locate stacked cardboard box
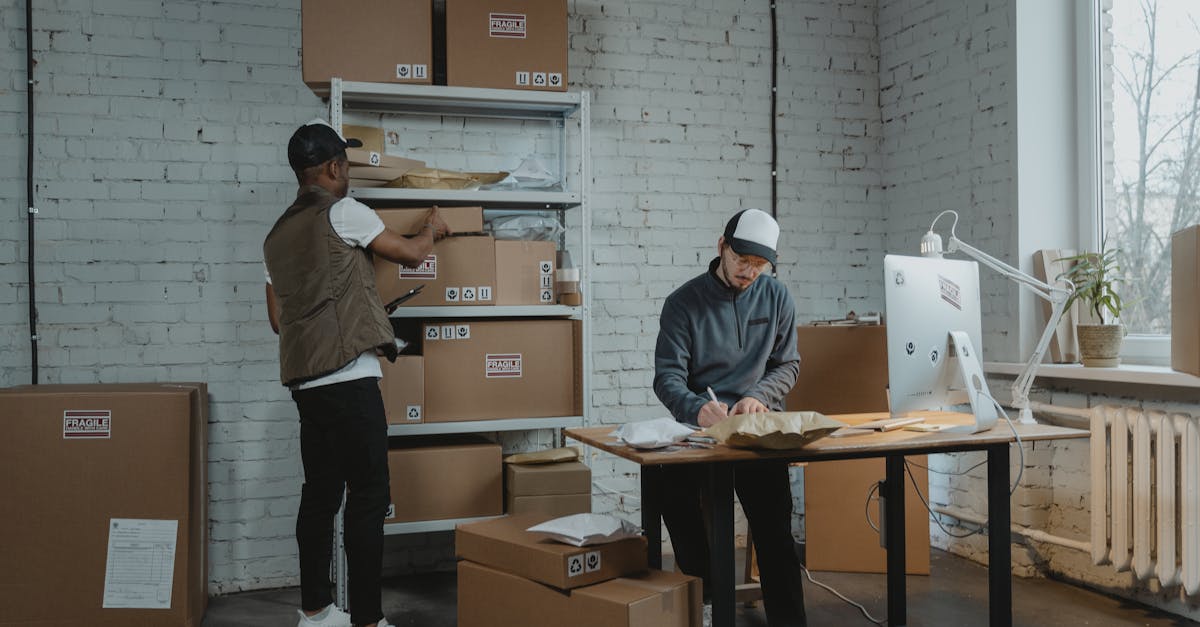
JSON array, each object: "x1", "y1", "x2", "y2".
[
  {"x1": 374, "y1": 207, "x2": 492, "y2": 308},
  {"x1": 379, "y1": 355, "x2": 424, "y2": 424},
  {"x1": 446, "y1": 0, "x2": 568, "y2": 92},
  {"x1": 0, "y1": 383, "x2": 208, "y2": 626},
  {"x1": 301, "y1": 0, "x2": 433, "y2": 89},
  {"x1": 505, "y1": 460, "x2": 591, "y2": 516},
  {"x1": 495, "y1": 239, "x2": 556, "y2": 305},
  {"x1": 385, "y1": 436, "x2": 502, "y2": 523},
  {"x1": 1173, "y1": 225, "x2": 1200, "y2": 377},
  {"x1": 456, "y1": 514, "x2": 699, "y2": 627}
]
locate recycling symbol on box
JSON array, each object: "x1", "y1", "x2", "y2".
[{"x1": 567, "y1": 555, "x2": 584, "y2": 577}]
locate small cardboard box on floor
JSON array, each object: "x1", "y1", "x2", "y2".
[
  {"x1": 446, "y1": 0, "x2": 568, "y2": 91},
  {"x1": 1173, "y1": 225, "x2": 1200, "y2": 377},
  {"x1": 302, "y1": 0, "x2": 432, "y2": 89},
  {"x1": 457, "y1": 560, "x2": 700, "y2": 627},
  {"x1": 379, "y1": 355, "x2": 424, "y2": 424},
  {"x1": 0, "y1": 383, "x2": 208, "y2": 626},
  {"x1": 505, "y1": 460, "x2": 591, "y2": 515},
  {"x1": 385, "y1": 436, "x2": 501, "y2": 523},
  {"x1": 422, "y1": 319, "x2": 581, "y2": 421}
]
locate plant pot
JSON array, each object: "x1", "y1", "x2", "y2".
[{"x1": 1076, "y1": 324, "x2": 1124, "y2": 367}]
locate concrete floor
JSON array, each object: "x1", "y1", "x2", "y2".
[{"x1": 203, "y1": 549, "x2": 1189, "y2": 626}]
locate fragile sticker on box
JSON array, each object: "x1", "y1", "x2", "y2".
[
  {"x1": 486, "y1": 353, "x2": 522, "y2": 378},
  {"x1": 400, "y1": 256, "x2": 437, "y2": 279},
  {"x1": 63, "y1": 410, "x2": 112, "y2": 439}
]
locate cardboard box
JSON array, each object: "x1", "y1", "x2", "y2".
[
  {"x1": 346, "y1": 149, "x2": 425, "y2": 174},
  {"x1": 342, "y1": 125, "x2": 385, "y2": 154},
  {"x1": 1173, "y1": 225, "x2": 1200, "y2": 377},
  {"x1": 446, "y1": 0, "x2": 568, "y2": 91},
  {"x1": 376, "y1": 206, "x2": 484, "y2": 236},
  {"x1": 422, "y1": 319, "x2": 580, "y2": 421},
  {"x1": 380, "y1": 355, "x2": 424, "y2": 424},
  {"x1": 455, "y1": 513, "x2": 648, "y2": 590},
  {"x1": 785, "y1": 325, "x2": 930, "y2": 574},
  {"x1": 495, "y1": 239, "x2": 557, "y2": 305},
  {"x1": 374, "y1": 235, "x2": 496, "y2": 308},
  {"x1": 385, "y1": 436, "x2": 502, "y2": 523},
  {"x1": 302, "y1": 0, "x2": 432, "y2": 89},
  {"x1": 507, "y1": 493, "x2": 591, "y2": 517},
  {"x1": 0, "y1": 383, "x2": 208, "y2": 626},
  {"x1": 506, "y1": 460, "x2": 590, "y2": 496},
  {"x1": 457, "y1": 560, "x2": 699, "y2": 627}
]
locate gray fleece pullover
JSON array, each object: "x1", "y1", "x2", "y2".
[{"x1": 653, "y1": 258, "x2": 801, "y2": 426}]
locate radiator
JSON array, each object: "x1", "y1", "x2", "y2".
[{"x1": 1090, "y1": 405, "x2": 1200, "y2": 594}]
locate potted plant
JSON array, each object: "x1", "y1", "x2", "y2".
[{"x1": 1057, "y1": 246, "x2": 1129, "y2": 367}]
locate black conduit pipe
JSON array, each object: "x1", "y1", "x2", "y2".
[
  {"x1": 26, "y1": 0, "x2": 38, "y2": 384},
  {"x1": 769, "y1": 1, "x2": 779, "y2": 276}
]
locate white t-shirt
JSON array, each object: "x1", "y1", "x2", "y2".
[{"x1": 265, "y1": 196, "x2": 388, "y2": 390}]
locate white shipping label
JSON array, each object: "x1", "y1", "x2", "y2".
[
  {"x1": 549, "y1": 73, "x2": 562, "y2": 88},
  {"x1": 584, "y1": 551, "x2": 602, "y2": 573},
  {"x1": 413, "y1": 64, "x2": 428, "y2": 80},
  {"x1": 445, "y1": 287, "x2": 460, "y2": 302},
  {"x1": 396, "y1": 64, "x2": 412, "y2": 79},
  {"x1": 399, "y1": 255, "x2": 436, "y2": 279},
  {"x1": 462, "y1": 286, "x2": 477, "y2": 302},
  {"x1": 102, "y1": 518, "x2": 179, "y2": 609},
  {"x1": 485, "y1": 353, "x2": 522, "y2": 378},
  {"x1": 566, "y1": 554, "x2": 585, "y2": 577},
  {"x1": 533, "y1": 72, "x2": 547, "y2": 87},
  {"x1": 539, "y1": 261, "x2": 554, "y2": 275},
  {"x1": 455, "y1": 324, "x2": 471, "y2": 340},
  {"x1": 441, "y1": 325, "x2": 455, "y2": 340},
  {"x1": 489, "y1": 12, "x2": 527, "y2": 38},
  {"x1": 478, "y1": 286, "x2": 493, "y2": 301},
  {"x1": 515, "y1": 71, "x2": 530, "y2": 86},
  {"x1": 63, "y1": 409, "x2": 111, "y2": 439},
  {"x1": 405, "y1": 405, "x2": 422, "y2": 422},
  {"x1": 425, "y1": 325, "x2": 440, "y2": 341}
]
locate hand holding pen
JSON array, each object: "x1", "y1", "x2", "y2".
[{"x1": 697, "y1": 386, "x2": 729, "y2": 428}]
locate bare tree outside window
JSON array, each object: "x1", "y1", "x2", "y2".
[{"x1": 1103, "y1": 0, "x2": 1200, "y2": 335}]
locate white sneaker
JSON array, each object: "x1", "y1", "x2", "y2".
[
  {"x1": 702, "y1": 602, "x2": 712, "y2": 627},
  {"x1": 375, "y1": 619, "x2": 394, "y2": 627},
  {"x1": 296, "y1": 604, "x2": 352, "y2": 627}
]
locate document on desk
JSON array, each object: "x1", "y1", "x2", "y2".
[{"x1": 102, "y1": 518, "x2": 179, "y2": 609}]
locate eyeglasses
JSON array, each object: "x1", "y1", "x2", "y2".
[{"x1": 725, "y1": 248, "x2": 770, "y2": 270}]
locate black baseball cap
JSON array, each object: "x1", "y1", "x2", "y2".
[
  {"x1": 287, "y1": 119, "x2": 362, "y2": 170},
  {"x1": 723, "y1": 208, "x2": 780, "y2": 268}
]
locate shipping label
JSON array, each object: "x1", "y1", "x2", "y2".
[
  {"x1": 485, "y1": 353, "x2": 523, "y2": 378},
  {"x1": 63, "y1": 409, "x2": 112, "y2": 439},
  {"x1": 399, "y1": 255, "x2": 436, "y2": 279},
  {"x1": 489, "y1": 12, "x2": 527, "y2": 38}
]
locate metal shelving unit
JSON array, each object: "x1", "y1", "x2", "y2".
[{"x1": 326, "y1": 79, "x2": 591, "y2": 609}]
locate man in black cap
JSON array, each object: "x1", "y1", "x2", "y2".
[
  {"x1": 653, "y1": 208, "x2": 807, "y2": 626},
  {"x1": 264, "y1": 119, "x2": 449, "y2": 627}
]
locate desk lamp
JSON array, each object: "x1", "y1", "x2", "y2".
[{"x1": 918, "y1": 210, "x2": 1074, "y2": 425}]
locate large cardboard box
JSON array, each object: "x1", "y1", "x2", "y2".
[
  {"x1": 422, "y1": 319, "x2": 580, "y2": 421},
  {"x1": 506, "y1": 460, "x2": 590, "y2": 496},
  {"x1": 385, "y1": 436, "x2": 502, "y2": 523},
  {"x1": 495, "y1": 239, "x2": 557, "y2": 305},
  {"x1": 507, "y1": 493, "x2": 591, "y2": 517},
  {"x1": 380, "y1": 355, "x2": 424, "y2": 424},
  {"x1": 457, "y1": 560, "x2": 699, "y2": 627},
  {"x1": 0, "y1": 383, "x2": 208, "y2": 626},
  {"x1": 302, "y1": 0, "x2": 433, "y2": 89},
  {"x1": 374, "y1": 235, "x2": 496, "y2": 307},
  {"x1": 446, "y1": 0, "x2": 568, "y2": 91},
  {"x1": 787, "y1": 325, "x2": 930, "y2": 575},
  {"x1": 1173, "y1": 225, "x2": 1200, "y2": 377},
  {"x1": 455, "y1": 513, "x2": 647, "y2": 590}
]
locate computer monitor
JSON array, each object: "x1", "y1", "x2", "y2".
[{"x1": 883, "y1": 254, "x2": 998, "y2": 434}]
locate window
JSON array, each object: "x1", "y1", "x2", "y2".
[{"x1": 1095, "y1": 0, "x2": 1200, "y2": 362}]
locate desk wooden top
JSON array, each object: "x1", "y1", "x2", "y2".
[{"x1": 565, "y1": 411, "x2": 1089, "y2": 466}]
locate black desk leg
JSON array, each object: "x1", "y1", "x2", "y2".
[
  {"x1": 988, "y1": 443, "x2": 1012, "y2": 626},
  {"x1": 708, "y1": 463, "x2": 736, "y2": 627},
  {"x1": 642, "y1": 465, "x2": 663, "y2": 570},
  {"x1": 885, "y1": 454, "x2": 907, "y2": 627}
]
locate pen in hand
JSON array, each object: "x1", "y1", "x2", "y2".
[{"x1": 706, "y1": 386, "x2": 719, "y2": 405}]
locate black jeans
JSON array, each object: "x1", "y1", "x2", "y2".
[
  {"x1": 292, "y1": 377, "x2": 390, "y2": 626},
  {"x1": 660, "y1": 462, "x2": 807, "y2": 627}
]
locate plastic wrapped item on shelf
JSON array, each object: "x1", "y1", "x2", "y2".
[
  {"x1": 488, "y1": 214, "x2": 565, "y2": 241},
  {"x1": 480, "y1": 154, "x2": 561, "y2": 191}
]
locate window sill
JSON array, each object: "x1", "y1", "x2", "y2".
[{"x1": 984, "y1": 362, "x2": 1200, "y2": 389}]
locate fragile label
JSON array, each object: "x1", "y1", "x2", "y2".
[
  {"x1": 445, "y1": 287, "x2": 461, "y2": 302},
  {"x1": 548, "y1": 73, "x2": 562, "y2": 88},
  {"x1": 489, "y1": 12, "x2": 527, "y2": 38},
  {"x1": 64, "y1": 410, "x2": 111, "y2": 439},
  {"x1": 455, "y1": 324, "x2": 471, "y2": 340},
  {"x1": 399, "y1": 255, "x2": 436, "y2": 279},
  {"x1": 938, "y1": 274, "x2": 962, "y2": 310},
  {"x1": 485, "y1": 353, "x2": 523, "y2": 378}
]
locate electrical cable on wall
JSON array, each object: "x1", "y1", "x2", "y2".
[
  {"x1": 769, "y1": 1, "x2": 778, "y2": 276},
  {"x1": 25, "y1": 0, "x2": 38, "y2": 384}
]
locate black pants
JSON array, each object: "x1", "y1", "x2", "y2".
[
  {"x1": 292, "y1": 377, "x2": 390, "y2": 626},
  {"x1": 660, "y1": 463, "x2": 807, "y2": 627}
]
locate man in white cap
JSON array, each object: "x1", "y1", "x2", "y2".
[
  {"x1": 653, "y1": 208, "x2": 806, "y2": 626},
  {"x1": 264, "y1": 119, "x2": 449, "y2": 627}
]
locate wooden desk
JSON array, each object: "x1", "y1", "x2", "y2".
[{"x1": 566, "y1": 412, "x2": 1088, "y2": 627}]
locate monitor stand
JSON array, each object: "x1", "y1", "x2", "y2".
[{"x1": 941, "y1": 331, "x2": 998, "y2": 434}]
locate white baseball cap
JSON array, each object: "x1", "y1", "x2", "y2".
[{"x1": 723, "y1": 208, "x2": 779, "y2": 268}]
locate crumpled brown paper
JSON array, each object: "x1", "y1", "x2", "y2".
[
  {"x1": 503, "y1": 446, "x2": 581, "y2": 465},
  {"x1": 703, "y1": 411, "x2": 846, "y2": 450}
]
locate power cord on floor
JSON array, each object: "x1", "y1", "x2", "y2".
[{"x1": 798, "y1": 561, "x2": 887, "y2": 624}]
